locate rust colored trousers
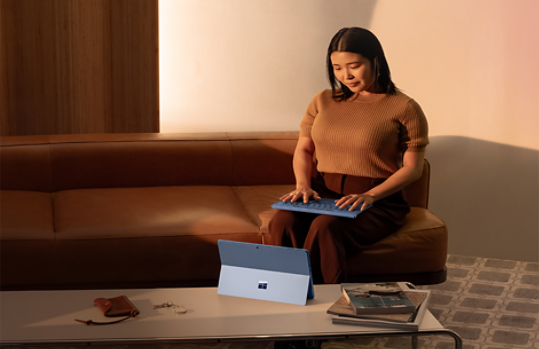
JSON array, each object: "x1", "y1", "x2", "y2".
[{"x1": 267, "y1": 173, "x2": 410, "y2": 284}]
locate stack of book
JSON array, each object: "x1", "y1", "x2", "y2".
[{"x1": 327, "y1": 282, "x2": 431, "y2": 331}]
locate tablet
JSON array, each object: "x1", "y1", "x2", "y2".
[{"x1": 217, "y1": 240, "x2": 315, "y2": 306}]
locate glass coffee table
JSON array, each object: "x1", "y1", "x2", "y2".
[{"x1": 0, "y1": 284, "x2": 462, "y2": 348}]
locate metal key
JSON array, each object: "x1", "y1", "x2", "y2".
[
  {"x1": 153, "y1": 300, "x2": 174, "y2": 309},
  {"x1": 153, "y1": 300, "x2": 187, "y2": 314}
]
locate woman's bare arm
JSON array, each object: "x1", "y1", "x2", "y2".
[
  {"x1": 281, "y1": 136, "x2": 321, "y2": 203},
  {"x1": 336, "y1": 148, "x2": 426, "y2": 211}
]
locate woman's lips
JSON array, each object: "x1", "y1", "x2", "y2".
[{"x1": 348, "y1": 82, "x2": 359, "y2": 87}]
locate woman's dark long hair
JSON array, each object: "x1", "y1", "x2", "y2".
[{"x1": 327, "y1": 27, "x2": 397, "y2": 101}]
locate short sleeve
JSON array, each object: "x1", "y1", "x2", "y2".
[
  {"x1": 299, "y1": 91, "x2": 323, "y2": 138},
  {"x1": 399, "y1": 99, "x2": 429, "y2": 152}
]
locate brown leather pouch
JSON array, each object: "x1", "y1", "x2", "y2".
[{"x1": 75, "y1": 295, "x2": 140, "y2": 325}]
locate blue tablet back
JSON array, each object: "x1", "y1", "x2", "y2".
[{"x1": 217, "y1": 240, "x2": 315, "y2": 305}]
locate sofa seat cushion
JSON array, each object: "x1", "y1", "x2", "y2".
[
  {"x1": 347, "y1": 207, "x2": 448, "y2": 275},
  {"x1": 54, "y1": 233, "x2": 263, "y2": 287},
  {"x1": 0, "y1": 190, "x2": 55, "y2": 240},
  {"x1": 233, "y1": 185, "x2": 295, "y2": 236},
  {"x1": 53, "y1": 186, "x2": 260, "y2": 239}
]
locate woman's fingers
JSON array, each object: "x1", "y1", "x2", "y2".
[
  {"x1": 282, "y1": 191, "x2": 372, "y2": 210},
  {"x1": 280, "y1": 192, "x2": 295, "y2": 202},
  {"x1": 281, "y1": 190, "x2": 320, "y2": 203},
  {"x1": 297, "y1": 190, "x2": 319, "y2": 203},
  {"x1": 336, "y1": 195, "x2": 356, "y2": 207},
  {"x1": 348, "y1": 195, "x2": 375, "y2": 211},
  {"x1": 336, "y1": 194, "x2": 374, "y2": 211},
  {"x1": 349, "y1": 199, "x2": 363, "y2": 211},
  {"x1": 280, "y1": 192, "x2": 296, "y2": 202},
  {"x1": 339, "y1": 196, "x2": 360, "y2": 209},
  {"x1": 335, "y1": 196, "x2": 348, "y2": 206}
]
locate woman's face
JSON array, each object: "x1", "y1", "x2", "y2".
[{"x1": 330, "y1": 51, "x2": 376, "y2": 95}]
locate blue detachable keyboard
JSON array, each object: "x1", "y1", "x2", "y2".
[{"x1": 271, "y1": 198, "x2": 371, "y2": 218}]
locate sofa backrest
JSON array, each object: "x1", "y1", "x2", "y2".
[
  {"x1": 0, "y1": 135, "x2": 55, "y2": 192},
  {"x1": 227, "y1": 132, "x2": 298, "y2": 186},
  {"x1": 0, "y1": 132, "x2": 297, "y2": 192},
  {"x1": 0, "y1": 132, "x2": 429, "y2": 208}
]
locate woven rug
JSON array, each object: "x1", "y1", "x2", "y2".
[{"x1": 10, "y1": 254, "x2": 539, "y2": 349}]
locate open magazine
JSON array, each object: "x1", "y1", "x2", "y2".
[{"x1": 342, "y1": 282, "x2": 416, "y2": 314}]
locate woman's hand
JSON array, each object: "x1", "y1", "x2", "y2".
[
  {"x1": 280, "y1": 187, "x2": 321, "y2": 203},
  {"x1": 335, "y1": 194, "x2": 376, "y2": 211}
]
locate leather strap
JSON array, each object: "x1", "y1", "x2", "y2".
[{"x1": 75, "y1": 311, "x2": 138, "y2": 325}]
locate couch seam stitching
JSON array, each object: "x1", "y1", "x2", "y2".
[{"x1": 231, "y1": 186, "x2": 263, "y2": 238}]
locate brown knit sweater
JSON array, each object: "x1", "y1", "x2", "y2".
[{"x1": 299, "y1": 89, "x2": 429, "y2": 179}]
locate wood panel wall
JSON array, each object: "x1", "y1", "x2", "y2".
[{"x1": 0, "y1": 0, "x2": 159, "y2": 136}]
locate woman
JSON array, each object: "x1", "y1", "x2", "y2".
[{"x1": 267, "y1": 27, "x2": 429, "y2": 284}]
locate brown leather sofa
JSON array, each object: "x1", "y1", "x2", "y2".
[{"x1": 0, "y1": 132, "x2": 447, "y2": 291}]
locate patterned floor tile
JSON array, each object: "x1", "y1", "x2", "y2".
[
  {"x1": 459, "y1": 297, "x2": 500, "y2": 311},
  {"x1": 520, "y1": 275, "x2": 539, "y2": 286},
  {"x1": 502, "y1": 300, "x2": 539, "y2": 314},
  {"x1": 492, "y1": 313, "x2": 538, "y2": 331},
  {"x1": 447, "y1": 255, "x2": 481, "y2": 267},
  {"x1": 484, "y1": 259, "x2": 518, "y2": 270},
  {"x1": 487, "y1": 329, "x2": 535, "y2": 347},
  {"x1": 524, "y1": 263, "x2": 539, "y2": 273}
]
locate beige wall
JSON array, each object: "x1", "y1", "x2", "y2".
[
  {"x1": 369, "y1": 0, "x2": 538, "y2": 151},
  {"x1": 159, "y1": 0, "x2": 538, "y2": 261},
  {"x1": 159, "y1": 0, "x2": 376, "y2": 133}
]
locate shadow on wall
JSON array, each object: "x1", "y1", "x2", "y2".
[{"x1": 426, "y1": 136, "x2": 538, "y2": 262}]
